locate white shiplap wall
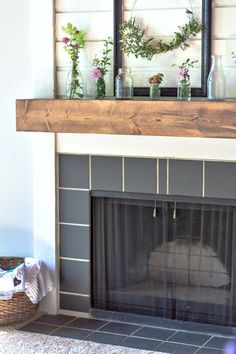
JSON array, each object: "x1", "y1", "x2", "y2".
[{"x1": 55, "y1": 0, "x2": 236, "y2": 98}]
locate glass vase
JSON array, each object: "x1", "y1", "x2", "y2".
[
  {"x1": 149, "y1": 84, "x2": 161, "y2": 100},
  {"x1": 177, "y1": 78, "x2": 191, "y2": 101},
  {"x1": 66, "y1": 60, "x2": 83, "y2": 99},
  {"x1": 96, "y1": 76, "x2": 106, "y2": 99},
  {"x1": 207, "y1": 55, "x2": 226, "y2": 100},
  {"x1": 115, "y1": 67, "x2": 133, "y2": 99}
]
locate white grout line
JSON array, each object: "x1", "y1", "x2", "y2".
[
  {"x1": 59, "y1": 257, "x2": 90, "y2": 262},
  {"x1": 59, "y1": 222, "x2": 90, "y2": 227},
  {"x1": 156, "y1": 158, "x2": 159, "y2": 194},
  {"x1": 166, "y1": 159, "x2": 170, "y2": 195},
  {"x1": 60, "y1": 291, "x2": 90, "y2": 297},
  {"x1": 89, "y1": 155, "x2": 92, "y2": 190},
  {"x1": 122, "y1": 156, "x2": 125, "y2": 192},
  {"x1": 59, "y1": 187, "x2": 90, "y2": 191},
  {"x1": 202, "y1": 160, "x2": 206, "y2": 197}
]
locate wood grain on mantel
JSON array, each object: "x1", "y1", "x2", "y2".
[{"x1": 16, "y1": 99, "x2": 236, "y2": 138}]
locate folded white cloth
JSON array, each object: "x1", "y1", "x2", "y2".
[
  {"x1": 24, "y1": 258, "x2": 54, "y2": 304},
  {"x1": 0, "y1": 263, "x2": 25, "y2": 300},
  {"x1": 0, "y1": 258, "x2": 54, "y2": 303}
]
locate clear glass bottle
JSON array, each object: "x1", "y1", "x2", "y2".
[
  {"x1": 115, "y1": 67, "x2": 133, "y2": 99},
  {"x1": 66, "y1": 60, "x2": 83, "y2": 99},
  {"x1": 207, "y1": 55, "x2": 226, "y2": 100}
]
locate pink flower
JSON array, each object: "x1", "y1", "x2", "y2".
[
  {"x1": 91, "y1": 68, "x2": 103, "y2": 79},
  {"x1": 178, "y1": 68, "x2": 187, "y2": 77},
  {"x1": 62, "y1": 37, "x2": 70, "y2": 44},
  {"x1": 234, "y1": 58, "x2": 236, "y2": 64}
]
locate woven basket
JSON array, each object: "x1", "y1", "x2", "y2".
[{"x1": 0, "y1": 257, "x2": 38, "y2": 325}]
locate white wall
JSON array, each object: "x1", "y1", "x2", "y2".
[
  {"x1": 0, "y1": 0, "x2": 57, "y2": 314},
  {"x1": 0, "y1": 0, "x2": 33, "y2": 257}
]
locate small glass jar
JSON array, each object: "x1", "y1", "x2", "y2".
[
  {"x1": 177, "y1": 78, "x2": 191, "y2": 101},
  {"x1": 96, "y1": 76, "x2": 106, "y2": 99},
  {"x1": 115, "y1": 67, "x2": 133, "y2": 99},
  {"x1": 207, "y1": 55, "x2": 226, "y2": 100},
  {"x1": 150, "y1": 83, "x2": 161, "y2": 100}
]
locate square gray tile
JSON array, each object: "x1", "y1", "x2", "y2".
[
  {"x1": 60, "y1": 224, "x2": 90, "y2": 259},
  {"x1": 51, "y1": 327, "x2": 92, "y2": 339},
  {"x1": 91, "y1": 156, "x2": 122, "y2": 191},
  {"x1": 67, "y1": 318, "x2": 108, "y2": 330},
  {"x1": 124, "y1": 158, "x2": 157, "y2": 194},
  {"x1": 133, "y1": 326, "x2": 175, "y2": 340},
  {"x1": 168, "y1": 331, "x2": 211, "y2": 346},
  {"x1": 169, "y1": 160, "x2": 203, "y2": 197},
  {"x1": 99, "y1": 321, "x2": 141, "y2": 335},
  {"x1": 59, "y1": 155, "x2": 89, "y2": 189},
  {"x1": 157, "y1": 341, "x2": 198, "y2": 354},
  {"x1": 60, "y1": 294, "x2": 90, "y2": 312},
  {"x1": 20, "y1": 322, "x2": 58, "y2": 334},
  {"x1": 59, "y1": 190, "x2": 90, "y2": 224},
  {"x1": 159, "y1": 159, "x2": 167, "y2": 194},
  {"x1": 121, "y1": 336, "x2": 162, "y2": 350},
  {"x1": 204, "y1": 336, "x2": 234, "y2": 349},
  {"x1": 60, "y1": 259, "x2": 90, "y2": 294},
  {"x1": 205, "y1": 162, "x2": 236, "y2": 199},
  {"x1": 35, "y1": 314, "x2": 76, "y2": 326},
  {"x1": 86, "y1": 331, "x2": 126, "y2": 345}
]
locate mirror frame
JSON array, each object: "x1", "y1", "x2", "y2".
[{"x1": 114, "y1": 0, "x2": 212, "y2": 97}]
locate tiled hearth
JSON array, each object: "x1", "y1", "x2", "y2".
[
  {"x1": 58, "y1": 154, "x2": 236, "y2": 313},
  {"x1": 20, "y1": 314, "x2": 235, "y2": 353}
]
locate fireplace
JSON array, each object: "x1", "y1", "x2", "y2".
[
  {"x1": 58, "y1": 154, "x2": 236, "y2": 329},
  {"x1": 92, "y1": 192, "x2": 236, "y2": 327}
]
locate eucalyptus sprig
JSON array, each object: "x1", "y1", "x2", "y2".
[
  {"x1": 92, "y1": 37, "x2": 113, "y2": 76},
  {"x1": 119, "y1": 9, "x2": 202, "y2": 60}
]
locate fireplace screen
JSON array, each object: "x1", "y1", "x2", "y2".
[{"x1": 92, "y1": 194, "x2": 236, "y2": 326}]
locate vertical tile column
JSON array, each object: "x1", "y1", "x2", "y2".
[{"x1": 58, "y1": 155, "x2": 91, "y2": 312}]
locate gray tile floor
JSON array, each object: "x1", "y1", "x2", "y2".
[{"x1": 20, "y1": 314, "x2": 236, "y2": 353}]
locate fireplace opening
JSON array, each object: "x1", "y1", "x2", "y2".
[{"x1": 92, "y1": 192, "x2": 236, "y2": 326}]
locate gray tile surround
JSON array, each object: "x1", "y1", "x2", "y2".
[
  {"x1": 59, "y1": 155, "x2": 89, "y2": 189},
  {"x1": 58, "y1": 154, "x2": 236, "y2": 315},
  {"x1": 124, "y1": 157, "x2": 157, "y2": 194},
  {"x1": 205, "y1": 162, "x2": 236, "y2": 199},
  {"x1": 60, "y1": 259, "x2": 90, "y2": 294},
  {"x1": 91, "y1": 156, "x2": 122, "y2": 191},
  {"x1": 169, "y1": 160, "x2": 203, "y2": 197},
  {"x1": 59, "y1": 190, "x2": 90, "y2": 224},
  {"x1": 159, "y1": 159, "x2": 167, "y2": 194},
  {"x1": 60, "y1": 224, "x2": 90, "y2": 259},
  {"x1": 60, "y1": 293, "x2": 90, "y2": 312}
]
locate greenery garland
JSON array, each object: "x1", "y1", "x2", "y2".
[{"x1": 119, "y1": 9, "x2": 202, "y2": 60}]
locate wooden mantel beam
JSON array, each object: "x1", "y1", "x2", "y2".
[{"x1": 16, "y1": 99, "x2": 236, "y2": 138}]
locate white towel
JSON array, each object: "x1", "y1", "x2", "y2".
[{"x1": 24, "y1": 258, "x2": 54, "y2": 304}]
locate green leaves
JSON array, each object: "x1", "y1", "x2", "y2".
[
  {"x1": 119, "y1": 10, "x2": 202, "y2": 60},
  {"x1": 62, "y1": 22, "x2": 86, "y2": 62},
  {"x1": 92, "y1": 37, "x2": 113, "y2": 76}
]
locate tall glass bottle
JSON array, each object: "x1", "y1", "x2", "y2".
[
  {"x1": 115, "y1": 67, "x2": 133, "y2": 99},
  {"x1": 207, "y1": 55, "x2": 226, "y2": 100}
]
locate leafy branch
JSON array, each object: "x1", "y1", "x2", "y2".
[
  {"x1": 92, "y1": 37, "x2": 113, "y2": 75},
  {"x1": 119, "y1": 10, "x2": 202, "y2": 60}
]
